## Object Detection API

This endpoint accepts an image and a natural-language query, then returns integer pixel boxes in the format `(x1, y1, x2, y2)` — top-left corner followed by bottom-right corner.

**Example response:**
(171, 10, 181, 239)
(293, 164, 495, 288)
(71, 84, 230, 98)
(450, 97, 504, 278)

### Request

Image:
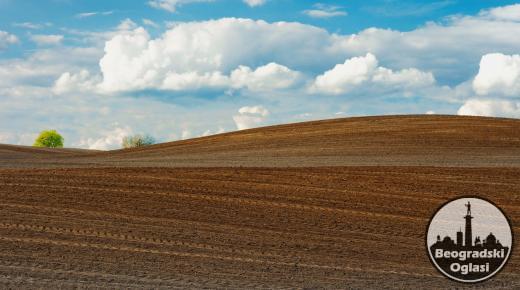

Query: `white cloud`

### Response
(143, 19, 160, 28)
(201, 127, 225, 137)
(181, 129, 192, 140)
(102, 59, 300, 92)
(457, 99, 520, 118)
(76, 12, 97, 18)
(96, 11, 520, 96)
(366, 1, 455, 17)
(336, 5, 520, 85)
(303, 4, 347, 18)
(148, 0, 214, 12)
(233, 106, 270, 130)
(0, 30, 18, 49)
(0, 132, 38, 145)
(243, 0, 266, 7)
(161, 62, 301, 92)
(98, 18, 342, 92)
(373, 67, 435, 90)
(117, 19, 138, 31)
(76, 11, 113, 18)
(473, 53, 520, 96)
(12, 22, 51, 29)
(238, 106, 269, 116)
(313, 53, 378, 94)
(312, 53, 435, 95)
(53, 70, 99, 95)
(99, 20, 308, 93)
(230, 63, 301, 91)
(303, 10, 347, 19)
(480, 4, 520, 21)
(107, 17, 339, 72)
(30, 34, 64, 46)
(98, 27, 152, 91)
(0, 46, 102, 89)
(79, 126, 133, 150)
(0, 132, 13, 143)
(162, 71, 229, 90)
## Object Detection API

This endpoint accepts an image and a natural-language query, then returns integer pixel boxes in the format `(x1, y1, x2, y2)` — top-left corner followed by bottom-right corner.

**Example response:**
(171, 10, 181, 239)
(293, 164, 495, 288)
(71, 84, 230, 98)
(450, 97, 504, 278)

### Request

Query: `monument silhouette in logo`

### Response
(429, 201, 510, 281)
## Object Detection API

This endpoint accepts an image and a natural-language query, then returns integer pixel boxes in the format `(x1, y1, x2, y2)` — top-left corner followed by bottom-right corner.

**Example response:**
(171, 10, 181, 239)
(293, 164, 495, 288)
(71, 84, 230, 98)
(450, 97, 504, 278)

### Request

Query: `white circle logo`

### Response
(426, 197, 513, 283)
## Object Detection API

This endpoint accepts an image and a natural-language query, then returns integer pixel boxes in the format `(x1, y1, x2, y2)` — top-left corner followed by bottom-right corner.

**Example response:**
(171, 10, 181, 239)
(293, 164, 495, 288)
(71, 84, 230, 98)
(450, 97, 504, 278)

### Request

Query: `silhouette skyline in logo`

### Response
(429, 201, 510, 281)
(430, 201, 507, 249)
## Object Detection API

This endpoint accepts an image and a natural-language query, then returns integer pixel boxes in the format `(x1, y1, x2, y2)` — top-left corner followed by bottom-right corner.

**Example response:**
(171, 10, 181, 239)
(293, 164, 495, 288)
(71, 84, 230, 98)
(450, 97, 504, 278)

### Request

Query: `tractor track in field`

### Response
(0, 181, 429, 221)
(1, 167, 519, 288)
(0, 236, 439, 278)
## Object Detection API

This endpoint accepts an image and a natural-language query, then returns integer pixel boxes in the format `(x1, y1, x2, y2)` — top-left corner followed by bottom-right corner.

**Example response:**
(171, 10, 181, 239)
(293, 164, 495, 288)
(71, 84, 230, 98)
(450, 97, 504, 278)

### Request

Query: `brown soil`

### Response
(2, 115, 520, 168)
(0, 115, 519, 288)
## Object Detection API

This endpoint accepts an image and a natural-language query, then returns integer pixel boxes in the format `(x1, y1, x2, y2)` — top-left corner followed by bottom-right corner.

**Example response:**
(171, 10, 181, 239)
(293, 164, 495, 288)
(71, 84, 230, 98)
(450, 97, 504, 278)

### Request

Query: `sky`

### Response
(1, 0, 520, 149)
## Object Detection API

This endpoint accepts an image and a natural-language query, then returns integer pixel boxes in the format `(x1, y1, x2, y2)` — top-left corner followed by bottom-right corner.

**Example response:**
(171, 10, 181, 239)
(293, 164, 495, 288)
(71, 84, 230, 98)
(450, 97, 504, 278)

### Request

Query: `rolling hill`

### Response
(0, 115, 518, 288)
(2, 115, 520, 168)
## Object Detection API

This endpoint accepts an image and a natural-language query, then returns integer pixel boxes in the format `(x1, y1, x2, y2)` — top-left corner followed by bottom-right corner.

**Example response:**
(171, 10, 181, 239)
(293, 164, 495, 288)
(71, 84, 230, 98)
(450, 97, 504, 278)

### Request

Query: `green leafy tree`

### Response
(33, 130, 64, 148)
(122, 134, 156, 149)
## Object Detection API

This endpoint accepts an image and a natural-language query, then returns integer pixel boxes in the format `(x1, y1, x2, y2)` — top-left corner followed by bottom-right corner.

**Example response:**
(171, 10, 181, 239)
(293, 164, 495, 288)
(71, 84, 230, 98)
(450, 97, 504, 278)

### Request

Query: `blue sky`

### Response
(1, 0, 520, 149)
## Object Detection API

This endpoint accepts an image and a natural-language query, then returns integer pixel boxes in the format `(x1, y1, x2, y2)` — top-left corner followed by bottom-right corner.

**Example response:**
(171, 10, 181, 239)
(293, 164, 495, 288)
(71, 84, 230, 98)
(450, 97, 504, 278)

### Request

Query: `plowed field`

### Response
(0, 115, 518, 288)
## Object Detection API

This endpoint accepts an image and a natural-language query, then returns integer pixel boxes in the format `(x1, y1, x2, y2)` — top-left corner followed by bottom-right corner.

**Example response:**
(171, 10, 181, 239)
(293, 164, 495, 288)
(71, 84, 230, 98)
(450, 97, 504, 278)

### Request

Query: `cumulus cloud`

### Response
(96, 9, 520, 96)
(243, 0, 266, 7)
(98, 27, 152, 91)
(457, 99, 520, 118)
(0, 31, 18, 49)
(230, 63, 301, 91)
(53, 70, 99, 95)
(312, 53, 435, 95)
(162, 71, 229, 90)
(160, 63, 301, 92)
(336, 5, 520, 85)
(79, 126, 133, 150)
(98, 21, 306, 93)
(0, 132, 37, 145)
(473, 53, 520, 96)
(0, 46, 102, 90)
(233, 106, 270, 130)
(30, 34, 64, 46)
(148, 0, 214, 12)
(117, 19, 138, 31)
(143, 19, 160, 28)
(98, 18, 346, 92)
(108, 61, 301, 92)
(313, 53, 378, 94)
(303, 4, 347, 18)
(480, 4, 520, 21)
(201, 127, 225, 137)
